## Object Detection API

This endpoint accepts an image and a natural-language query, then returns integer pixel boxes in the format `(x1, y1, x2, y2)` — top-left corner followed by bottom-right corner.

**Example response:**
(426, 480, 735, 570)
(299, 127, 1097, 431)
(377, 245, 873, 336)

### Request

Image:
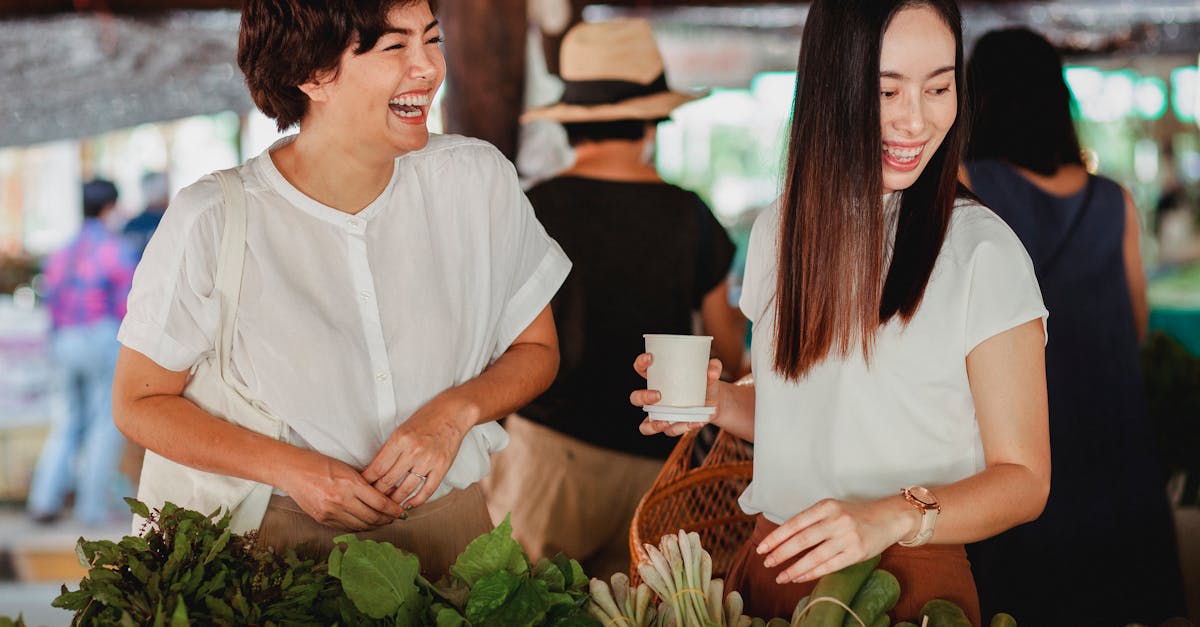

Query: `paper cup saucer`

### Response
(644, 404, 717, 423)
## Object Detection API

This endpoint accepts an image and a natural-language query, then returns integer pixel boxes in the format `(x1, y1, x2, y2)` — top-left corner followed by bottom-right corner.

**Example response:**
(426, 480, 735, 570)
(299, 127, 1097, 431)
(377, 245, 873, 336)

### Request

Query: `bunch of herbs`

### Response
(51, 498, 347, 626)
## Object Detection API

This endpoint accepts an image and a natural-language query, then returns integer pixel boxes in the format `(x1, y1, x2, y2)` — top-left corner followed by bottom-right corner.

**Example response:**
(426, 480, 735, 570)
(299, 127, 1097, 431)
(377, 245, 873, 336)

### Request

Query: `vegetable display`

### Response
(0, 502, 1050, 627)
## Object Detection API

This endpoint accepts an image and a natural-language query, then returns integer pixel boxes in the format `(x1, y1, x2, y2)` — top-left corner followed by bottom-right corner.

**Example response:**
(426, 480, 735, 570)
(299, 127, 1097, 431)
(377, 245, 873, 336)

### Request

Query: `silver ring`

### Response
(410, 471, 428, 480)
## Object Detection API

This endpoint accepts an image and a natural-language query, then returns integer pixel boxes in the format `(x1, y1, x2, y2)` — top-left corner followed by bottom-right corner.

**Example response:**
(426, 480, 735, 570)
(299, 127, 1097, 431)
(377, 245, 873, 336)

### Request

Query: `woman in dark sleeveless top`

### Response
(963, 28, 1186, 626)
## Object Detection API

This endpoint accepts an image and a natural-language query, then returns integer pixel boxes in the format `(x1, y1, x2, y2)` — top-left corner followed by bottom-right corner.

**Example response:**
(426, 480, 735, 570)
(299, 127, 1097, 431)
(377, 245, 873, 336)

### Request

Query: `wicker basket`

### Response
(629, 427, 755, 583)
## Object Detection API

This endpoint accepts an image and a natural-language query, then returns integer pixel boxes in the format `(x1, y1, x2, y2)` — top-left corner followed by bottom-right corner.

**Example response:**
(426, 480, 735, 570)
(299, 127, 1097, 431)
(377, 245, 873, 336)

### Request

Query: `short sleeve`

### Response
(962, 211, 1049, 353)
(481, 148, 572, 355)
(692, 196, 737, 306)
(739, 203, 780, 325)
(117, 176, 224, 371)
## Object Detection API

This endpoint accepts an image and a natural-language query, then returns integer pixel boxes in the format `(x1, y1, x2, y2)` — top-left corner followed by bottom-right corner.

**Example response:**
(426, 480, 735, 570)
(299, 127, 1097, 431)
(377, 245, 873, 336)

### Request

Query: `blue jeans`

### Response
(26, 318, 129, 524)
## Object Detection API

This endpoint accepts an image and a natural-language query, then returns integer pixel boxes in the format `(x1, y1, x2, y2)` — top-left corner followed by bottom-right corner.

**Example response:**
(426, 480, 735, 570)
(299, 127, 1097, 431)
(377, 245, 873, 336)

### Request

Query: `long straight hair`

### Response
(773, 0, 968, 380)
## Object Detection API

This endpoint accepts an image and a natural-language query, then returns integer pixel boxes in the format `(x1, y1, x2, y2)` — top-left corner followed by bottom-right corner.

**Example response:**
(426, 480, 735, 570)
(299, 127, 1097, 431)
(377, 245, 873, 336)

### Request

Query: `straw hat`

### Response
(522, 19, 706, 124)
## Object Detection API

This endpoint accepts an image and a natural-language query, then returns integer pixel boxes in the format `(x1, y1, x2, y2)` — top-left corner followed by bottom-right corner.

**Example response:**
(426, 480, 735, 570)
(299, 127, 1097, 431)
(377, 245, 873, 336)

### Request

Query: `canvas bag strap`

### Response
(211, 168, 247, 386)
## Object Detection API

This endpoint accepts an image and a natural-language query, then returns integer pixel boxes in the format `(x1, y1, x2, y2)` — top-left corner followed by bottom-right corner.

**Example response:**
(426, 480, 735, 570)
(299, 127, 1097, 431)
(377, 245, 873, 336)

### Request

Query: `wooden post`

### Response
(439, 0, 528, 161)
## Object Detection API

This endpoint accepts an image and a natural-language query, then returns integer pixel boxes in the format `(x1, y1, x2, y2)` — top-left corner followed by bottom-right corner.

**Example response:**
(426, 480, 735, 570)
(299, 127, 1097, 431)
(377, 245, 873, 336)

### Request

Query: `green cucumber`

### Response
(869, 615, 890, 627)
(989, 613, 1016, 627)
(797, 555, 881, 627)
(920, 599, 971, 627)
(842, 569, 900, 627)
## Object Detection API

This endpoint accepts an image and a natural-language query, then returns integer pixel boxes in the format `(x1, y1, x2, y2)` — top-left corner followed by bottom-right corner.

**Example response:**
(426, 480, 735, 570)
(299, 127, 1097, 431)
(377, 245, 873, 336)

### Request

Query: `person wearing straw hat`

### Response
(482, 18, 746, 579)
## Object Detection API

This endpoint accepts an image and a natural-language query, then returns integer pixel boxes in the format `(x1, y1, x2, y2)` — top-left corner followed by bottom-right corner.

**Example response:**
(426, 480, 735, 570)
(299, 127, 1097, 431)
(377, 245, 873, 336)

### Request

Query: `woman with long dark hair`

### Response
(963, 27, 1186, 625)
(633, 0, 1050, 622)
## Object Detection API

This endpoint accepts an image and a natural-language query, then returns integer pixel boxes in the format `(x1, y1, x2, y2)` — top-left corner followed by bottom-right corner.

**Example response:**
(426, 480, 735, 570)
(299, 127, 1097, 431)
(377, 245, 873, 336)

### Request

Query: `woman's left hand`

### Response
(361, 395, 475, 511)
(756, 497, 912, 584)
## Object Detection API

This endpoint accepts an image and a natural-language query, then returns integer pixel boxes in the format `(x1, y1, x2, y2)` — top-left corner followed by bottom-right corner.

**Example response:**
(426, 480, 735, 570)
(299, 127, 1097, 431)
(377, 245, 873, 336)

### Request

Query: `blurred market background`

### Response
(0, 0, 1197, 624)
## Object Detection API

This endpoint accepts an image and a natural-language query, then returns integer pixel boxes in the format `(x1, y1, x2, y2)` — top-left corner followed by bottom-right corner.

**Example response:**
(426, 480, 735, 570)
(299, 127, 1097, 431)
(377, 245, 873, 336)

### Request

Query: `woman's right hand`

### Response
(630, 353, 724, 437)
(279, 450, 406, 531)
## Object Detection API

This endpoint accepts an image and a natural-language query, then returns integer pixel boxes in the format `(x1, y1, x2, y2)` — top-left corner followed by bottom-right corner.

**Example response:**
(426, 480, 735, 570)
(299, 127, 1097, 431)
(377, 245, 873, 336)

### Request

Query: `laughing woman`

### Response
(112, 0, 570, 578)
(632, 0, 1050, 623)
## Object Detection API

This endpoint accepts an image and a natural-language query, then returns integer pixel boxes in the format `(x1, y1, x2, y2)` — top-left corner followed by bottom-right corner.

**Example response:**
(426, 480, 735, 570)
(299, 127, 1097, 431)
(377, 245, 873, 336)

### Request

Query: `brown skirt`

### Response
(726, 514, 981, 626)
(255, 483, 493, 581)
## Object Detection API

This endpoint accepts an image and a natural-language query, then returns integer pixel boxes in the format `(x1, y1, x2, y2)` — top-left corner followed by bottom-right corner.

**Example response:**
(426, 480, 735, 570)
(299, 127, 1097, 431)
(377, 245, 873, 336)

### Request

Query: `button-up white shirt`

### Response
(119, 134, 572, 500)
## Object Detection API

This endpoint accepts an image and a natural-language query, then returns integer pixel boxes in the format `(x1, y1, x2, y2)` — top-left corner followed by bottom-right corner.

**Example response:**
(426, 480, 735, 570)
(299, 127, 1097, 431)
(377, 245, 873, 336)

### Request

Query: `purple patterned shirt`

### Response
(42, 219, 136, 329)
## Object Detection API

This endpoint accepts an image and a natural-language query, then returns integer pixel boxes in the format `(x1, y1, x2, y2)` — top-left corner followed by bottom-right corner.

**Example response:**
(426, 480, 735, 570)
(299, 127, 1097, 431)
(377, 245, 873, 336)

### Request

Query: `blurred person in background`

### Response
(633, 0, 1053, 622)
(122, 171, 169, 262)
(110, 0, 569, 579)
(482, 18, 745, 579)
(962, 26, 1186, 625)
(27, 178, 136, 525)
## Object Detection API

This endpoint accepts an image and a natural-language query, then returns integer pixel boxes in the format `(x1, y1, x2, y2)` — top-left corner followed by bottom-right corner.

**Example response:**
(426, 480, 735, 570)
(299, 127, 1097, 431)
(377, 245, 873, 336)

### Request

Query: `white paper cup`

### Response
(643, 334, 713, 407)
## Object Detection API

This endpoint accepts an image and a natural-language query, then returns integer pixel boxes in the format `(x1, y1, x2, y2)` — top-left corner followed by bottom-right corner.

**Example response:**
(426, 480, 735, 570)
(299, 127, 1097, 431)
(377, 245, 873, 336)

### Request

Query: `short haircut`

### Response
(562, 120, 658, 146)
(238, 0, 438, 131)
(82, 179, 118, 218)
(965, 27, 1083, 175)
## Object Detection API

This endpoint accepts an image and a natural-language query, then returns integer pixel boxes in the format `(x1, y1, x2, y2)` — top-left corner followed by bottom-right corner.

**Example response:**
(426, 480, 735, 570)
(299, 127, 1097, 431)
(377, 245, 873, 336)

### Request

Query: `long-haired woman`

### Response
(962, 27, 1186, 625)
(633, 0, 1050, 622)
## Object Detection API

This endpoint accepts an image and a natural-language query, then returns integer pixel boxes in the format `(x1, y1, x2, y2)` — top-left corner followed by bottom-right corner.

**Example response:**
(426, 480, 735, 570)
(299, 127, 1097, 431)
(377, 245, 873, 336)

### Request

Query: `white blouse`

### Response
(119, 134, 571, 500)
(738, 198, 1047, 524)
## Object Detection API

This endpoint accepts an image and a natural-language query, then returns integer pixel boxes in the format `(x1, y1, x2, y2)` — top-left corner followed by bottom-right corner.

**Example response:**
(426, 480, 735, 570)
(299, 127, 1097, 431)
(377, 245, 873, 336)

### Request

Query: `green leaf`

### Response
(467, 575, 551, 627)
(533, 558, 565, 593)
(464, 570, 520, 624)
(435, 606, 469, 627)
(203, 529, 232, 565)
(126, 497, 151, 520)
(170, 596, 189, 627)
(449, 515, 528, 587)
(205, 596, 235, 620)
(332, 537, 421, 620)
(549, 553, 588, 593)
(51, 586, 92, 610)
(543, 603, 604, 627)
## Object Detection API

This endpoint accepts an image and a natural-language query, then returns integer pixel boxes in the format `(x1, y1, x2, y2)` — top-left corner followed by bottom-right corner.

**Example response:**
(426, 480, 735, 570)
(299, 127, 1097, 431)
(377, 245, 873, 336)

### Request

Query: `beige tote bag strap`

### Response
(210, 168, 275, 532)
(211, 168, 247, 386)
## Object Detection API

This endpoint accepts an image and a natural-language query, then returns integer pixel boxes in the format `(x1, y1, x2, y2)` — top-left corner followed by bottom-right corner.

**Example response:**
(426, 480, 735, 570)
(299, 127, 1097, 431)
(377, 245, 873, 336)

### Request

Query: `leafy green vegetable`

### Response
(449, 515, 529, 586)
(52, 498, 345, 626)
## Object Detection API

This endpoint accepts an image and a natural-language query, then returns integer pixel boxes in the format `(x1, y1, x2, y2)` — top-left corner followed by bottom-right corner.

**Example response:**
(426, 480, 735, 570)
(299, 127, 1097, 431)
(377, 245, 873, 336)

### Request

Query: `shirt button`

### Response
(359, 290, 371, 301)
(376, 371, 389, 382)
(346, 218, 361, 230)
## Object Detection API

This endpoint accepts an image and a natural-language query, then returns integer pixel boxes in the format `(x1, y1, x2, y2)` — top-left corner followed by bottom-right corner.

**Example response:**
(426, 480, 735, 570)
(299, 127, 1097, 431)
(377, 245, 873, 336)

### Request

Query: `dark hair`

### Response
(562, 120, 653, 146)
(238, 0, 437, 131)
(773, 0, 968, 380)
(965, 27, 1083, 176)
(82, 179, 119, 218)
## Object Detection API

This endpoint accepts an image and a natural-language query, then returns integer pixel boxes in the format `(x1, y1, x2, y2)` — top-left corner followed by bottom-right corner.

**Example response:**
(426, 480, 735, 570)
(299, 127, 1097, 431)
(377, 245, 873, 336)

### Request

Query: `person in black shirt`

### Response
(481, 18, 745, 579)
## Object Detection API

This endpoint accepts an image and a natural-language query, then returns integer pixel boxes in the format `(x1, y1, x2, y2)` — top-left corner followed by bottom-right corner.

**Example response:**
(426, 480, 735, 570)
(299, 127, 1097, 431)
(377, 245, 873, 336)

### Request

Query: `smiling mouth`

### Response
(389, 92, 431, 118)
(882, 142, 923, 164)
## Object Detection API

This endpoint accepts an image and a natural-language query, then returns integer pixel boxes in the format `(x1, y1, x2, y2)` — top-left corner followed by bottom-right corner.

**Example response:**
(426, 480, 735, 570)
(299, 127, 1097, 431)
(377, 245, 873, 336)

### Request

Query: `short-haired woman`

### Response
(113, 0, 570, 578)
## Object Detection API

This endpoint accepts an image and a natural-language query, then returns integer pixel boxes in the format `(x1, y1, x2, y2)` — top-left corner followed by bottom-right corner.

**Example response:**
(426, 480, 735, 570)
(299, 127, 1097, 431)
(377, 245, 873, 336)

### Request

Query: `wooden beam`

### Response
(439, 0, 527, 161)
(0, 0, 240, 13)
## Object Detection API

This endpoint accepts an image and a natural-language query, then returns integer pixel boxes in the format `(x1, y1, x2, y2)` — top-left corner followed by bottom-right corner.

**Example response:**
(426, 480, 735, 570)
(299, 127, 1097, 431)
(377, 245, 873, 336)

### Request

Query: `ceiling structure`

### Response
(0, 1, 1197, 150)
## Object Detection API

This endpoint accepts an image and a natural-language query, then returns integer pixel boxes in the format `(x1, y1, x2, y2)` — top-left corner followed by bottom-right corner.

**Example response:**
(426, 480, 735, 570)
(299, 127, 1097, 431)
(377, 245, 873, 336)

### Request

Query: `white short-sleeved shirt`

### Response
(119, 134, 572, 500)
(738, 198, 1047, 524)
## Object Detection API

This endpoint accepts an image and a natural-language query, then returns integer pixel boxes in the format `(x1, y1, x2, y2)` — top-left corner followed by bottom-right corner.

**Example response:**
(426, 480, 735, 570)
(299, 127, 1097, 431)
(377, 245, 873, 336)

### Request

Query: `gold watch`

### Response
(898, 486, 940, 547)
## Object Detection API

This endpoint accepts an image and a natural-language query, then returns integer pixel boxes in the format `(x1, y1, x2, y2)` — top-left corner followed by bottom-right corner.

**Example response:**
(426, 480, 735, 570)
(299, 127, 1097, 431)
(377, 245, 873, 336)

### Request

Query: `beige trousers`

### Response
(481, 414, 664, 580)
(256, 483, 492, 581)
